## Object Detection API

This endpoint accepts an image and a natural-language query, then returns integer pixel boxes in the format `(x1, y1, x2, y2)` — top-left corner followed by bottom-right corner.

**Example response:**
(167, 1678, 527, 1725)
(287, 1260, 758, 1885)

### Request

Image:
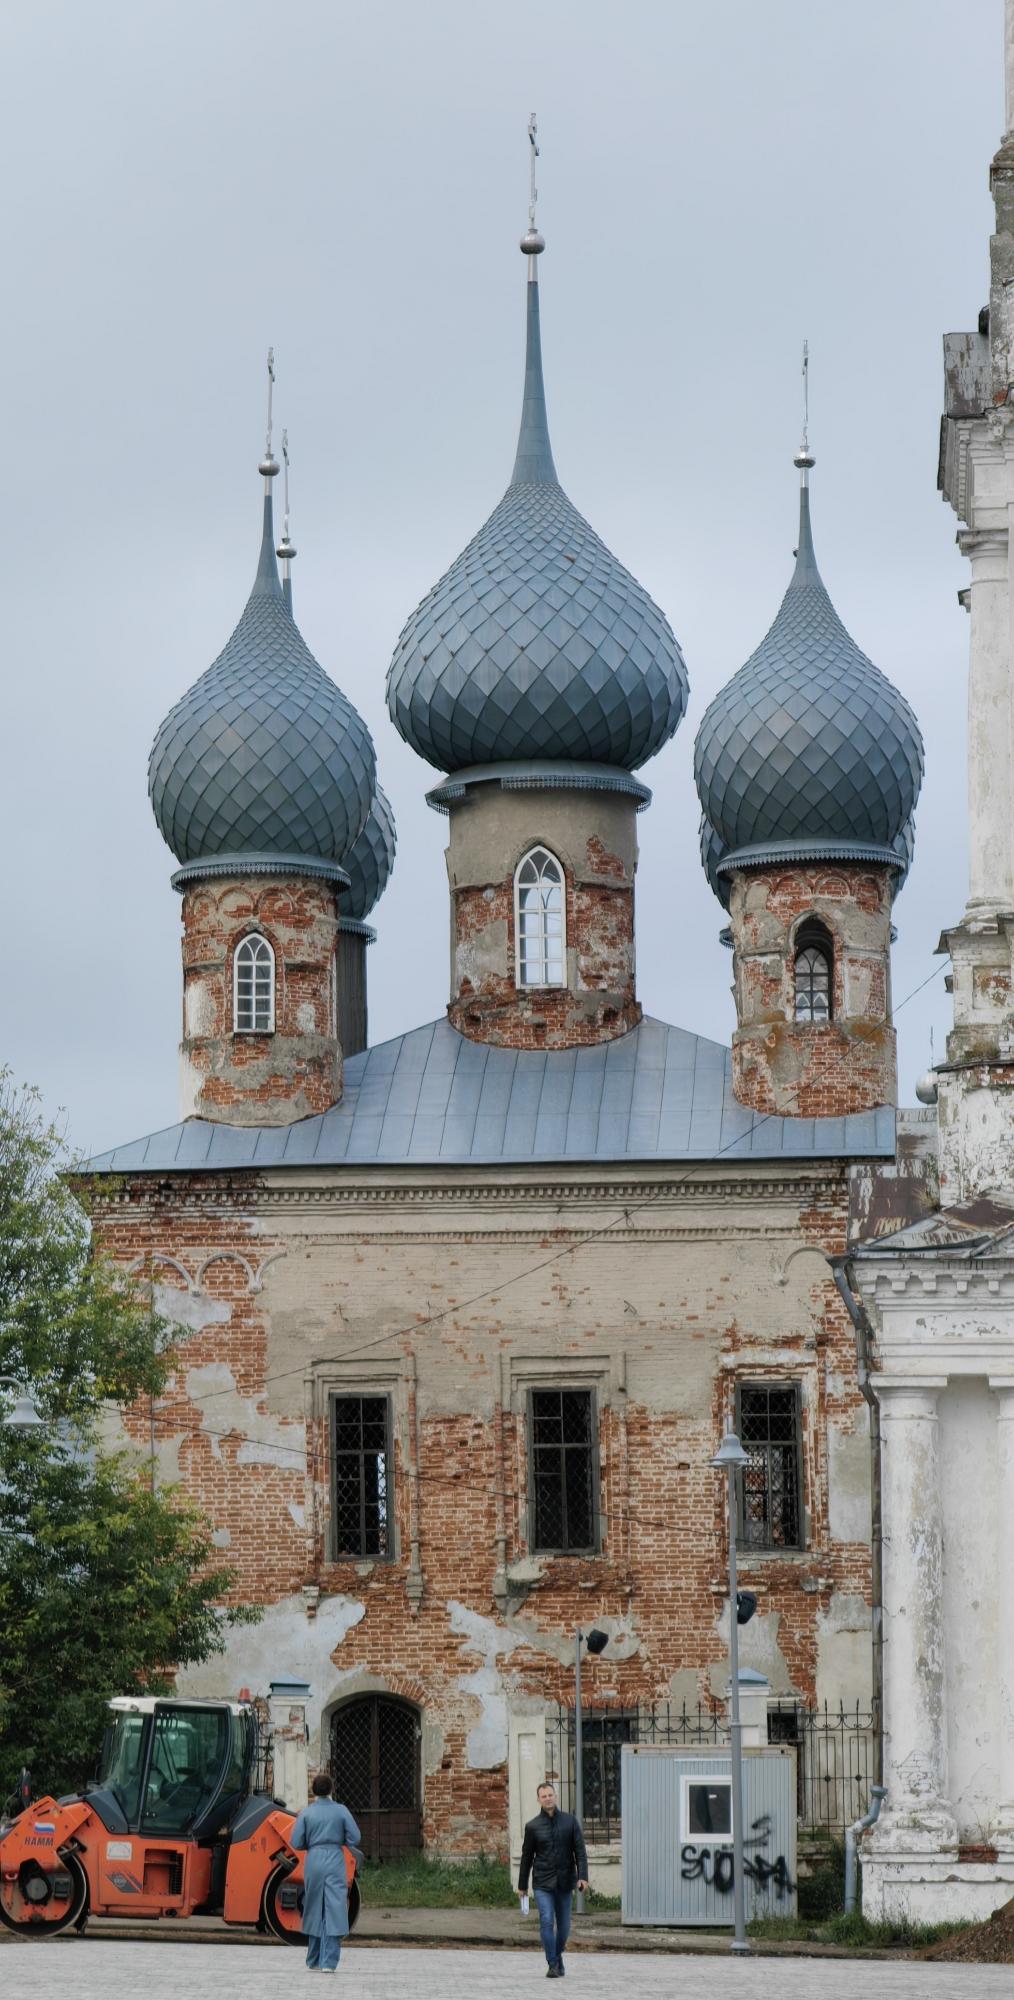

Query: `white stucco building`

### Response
(843, 3, 1014, 1923)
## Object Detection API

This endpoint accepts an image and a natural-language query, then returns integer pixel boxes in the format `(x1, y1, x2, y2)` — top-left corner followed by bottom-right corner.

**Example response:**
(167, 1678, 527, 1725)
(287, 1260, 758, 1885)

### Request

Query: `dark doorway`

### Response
(329, 1695, 422, 1861)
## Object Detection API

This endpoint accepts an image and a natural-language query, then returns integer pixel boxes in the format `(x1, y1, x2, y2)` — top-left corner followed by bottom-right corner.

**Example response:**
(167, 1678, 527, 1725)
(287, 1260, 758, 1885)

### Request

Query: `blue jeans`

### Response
(306, 1932, 342, 1970)
(534, 1886, 572, 1968)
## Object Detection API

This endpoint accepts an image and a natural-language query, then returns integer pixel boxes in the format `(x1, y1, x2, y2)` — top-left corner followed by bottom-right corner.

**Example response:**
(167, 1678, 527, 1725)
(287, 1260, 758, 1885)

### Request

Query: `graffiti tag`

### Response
(680, 1813, 795, 1900)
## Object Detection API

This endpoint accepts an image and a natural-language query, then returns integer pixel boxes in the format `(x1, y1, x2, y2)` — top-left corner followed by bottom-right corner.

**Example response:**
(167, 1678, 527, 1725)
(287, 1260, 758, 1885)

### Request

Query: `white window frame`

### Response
(680, 1772, 734, 1846)
(514, 845, 566, 990)
(233, 932, 275, 1034)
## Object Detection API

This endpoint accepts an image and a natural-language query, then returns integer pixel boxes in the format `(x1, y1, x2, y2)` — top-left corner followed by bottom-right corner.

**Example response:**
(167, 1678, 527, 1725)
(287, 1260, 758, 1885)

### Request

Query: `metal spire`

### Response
(512, 113, 556, 485)
(277, 428, 297, 612)
(793, 340, 814, 484)
(520, 111, 545, 265)
(790, 342, 818, 579)
(259, 347, 279, 482)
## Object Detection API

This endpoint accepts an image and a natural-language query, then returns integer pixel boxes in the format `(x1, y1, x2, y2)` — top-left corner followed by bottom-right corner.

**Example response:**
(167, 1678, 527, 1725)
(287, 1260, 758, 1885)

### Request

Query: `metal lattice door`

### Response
(330, 1696, 421, 1861)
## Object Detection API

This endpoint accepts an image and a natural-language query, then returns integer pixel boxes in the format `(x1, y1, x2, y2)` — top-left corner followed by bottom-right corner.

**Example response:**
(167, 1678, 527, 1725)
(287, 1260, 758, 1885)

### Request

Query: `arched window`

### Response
(793, 919, 833, 1023)
(515, 846, 566, 989)
(233, 933, 275, 1033)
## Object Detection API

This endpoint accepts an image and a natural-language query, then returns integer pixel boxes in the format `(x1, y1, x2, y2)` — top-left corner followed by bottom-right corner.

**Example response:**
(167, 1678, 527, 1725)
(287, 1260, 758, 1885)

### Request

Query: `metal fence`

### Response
(544, 1698, 879, 1844)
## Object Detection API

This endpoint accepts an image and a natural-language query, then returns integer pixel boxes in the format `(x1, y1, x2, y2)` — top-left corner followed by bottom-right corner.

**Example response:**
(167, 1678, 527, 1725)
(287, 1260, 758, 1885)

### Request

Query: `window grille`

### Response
(529, 1387, 597, 1552)
(234, 933, 275, 1033)
(793, 919, 832, 1023)
(331, 1395, 392, 1557)
(737, 1382, 803, 1550)
(515, 846, 566, 988)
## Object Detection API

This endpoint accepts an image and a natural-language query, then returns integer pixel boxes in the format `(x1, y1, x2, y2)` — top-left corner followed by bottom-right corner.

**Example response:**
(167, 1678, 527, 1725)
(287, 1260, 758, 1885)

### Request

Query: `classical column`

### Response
(958, 531, 1013, 918)
(866, 1378, 957, 1852)
(991, 1378, 1014, 1852)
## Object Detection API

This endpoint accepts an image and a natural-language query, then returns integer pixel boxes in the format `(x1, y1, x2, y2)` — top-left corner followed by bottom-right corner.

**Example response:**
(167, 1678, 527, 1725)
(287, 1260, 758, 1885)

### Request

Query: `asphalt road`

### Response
(0, 1940, 1006, 1997)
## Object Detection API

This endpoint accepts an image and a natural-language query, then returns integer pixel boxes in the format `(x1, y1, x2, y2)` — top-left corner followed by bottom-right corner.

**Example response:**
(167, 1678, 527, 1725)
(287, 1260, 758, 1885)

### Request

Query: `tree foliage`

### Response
(0, 1072, 254, 1801)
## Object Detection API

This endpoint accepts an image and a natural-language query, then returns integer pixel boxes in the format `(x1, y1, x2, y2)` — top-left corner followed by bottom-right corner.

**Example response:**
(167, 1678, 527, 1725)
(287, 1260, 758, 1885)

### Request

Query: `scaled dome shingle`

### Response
(386, 264, 688, 773)
(694, 482, 923, 875)
(149, 492, 375, 870)
(338, 784, 397, 922)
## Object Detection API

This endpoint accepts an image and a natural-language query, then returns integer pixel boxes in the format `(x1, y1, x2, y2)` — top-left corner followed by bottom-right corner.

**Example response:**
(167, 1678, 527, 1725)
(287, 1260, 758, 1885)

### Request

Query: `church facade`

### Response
(83, 188, 933, 1874)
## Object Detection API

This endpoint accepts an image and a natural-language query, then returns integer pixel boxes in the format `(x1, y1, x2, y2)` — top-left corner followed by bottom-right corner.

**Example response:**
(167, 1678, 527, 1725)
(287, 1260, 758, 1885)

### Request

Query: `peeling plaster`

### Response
(184, 1362, 299, 1468)
(449, 1600, 525, 1769)
(179, 1591, 366, 1762)
(154, 1281, 230, 1335)
(710, 1604, 794, 1697)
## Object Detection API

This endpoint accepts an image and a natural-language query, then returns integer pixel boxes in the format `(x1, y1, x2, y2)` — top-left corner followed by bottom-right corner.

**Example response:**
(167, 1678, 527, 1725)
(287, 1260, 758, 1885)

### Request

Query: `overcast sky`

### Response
(0, 0, 1001, 1156)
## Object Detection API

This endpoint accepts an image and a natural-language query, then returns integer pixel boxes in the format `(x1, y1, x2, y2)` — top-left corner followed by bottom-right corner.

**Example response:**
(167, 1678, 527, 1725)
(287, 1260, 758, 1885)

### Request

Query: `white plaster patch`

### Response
(287, 1503, 307, 1530)
(449, 1600, 525, 1770)
(711, 1605, 794, 1696)
(184, 1362, 301, 1470)
(211, 1528, 232, 1548)
(179, 1591, 366, 1756)
(154, 1282, 231, 1336)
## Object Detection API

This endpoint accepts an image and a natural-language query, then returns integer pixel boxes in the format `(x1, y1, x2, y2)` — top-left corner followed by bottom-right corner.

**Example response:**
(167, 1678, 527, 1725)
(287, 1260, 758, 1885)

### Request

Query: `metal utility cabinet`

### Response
(621, 1745, 797, 1926)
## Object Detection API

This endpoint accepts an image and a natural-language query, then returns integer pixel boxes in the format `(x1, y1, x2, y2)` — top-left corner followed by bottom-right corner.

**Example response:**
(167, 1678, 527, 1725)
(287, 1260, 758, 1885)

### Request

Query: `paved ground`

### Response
(1, 1940, 1008, 1997)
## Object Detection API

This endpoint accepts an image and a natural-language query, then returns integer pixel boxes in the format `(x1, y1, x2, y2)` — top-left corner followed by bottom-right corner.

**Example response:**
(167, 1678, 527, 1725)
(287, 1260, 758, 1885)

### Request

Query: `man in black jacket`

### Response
(518, 1781, 589, 1978)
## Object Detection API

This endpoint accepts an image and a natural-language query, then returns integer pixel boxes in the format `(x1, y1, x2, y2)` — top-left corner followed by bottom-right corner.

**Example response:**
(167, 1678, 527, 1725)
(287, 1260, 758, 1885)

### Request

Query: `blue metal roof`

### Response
(385, 259, 688, 774)
(694, 478, 923, 886)
(84, 1016, 895, 1174)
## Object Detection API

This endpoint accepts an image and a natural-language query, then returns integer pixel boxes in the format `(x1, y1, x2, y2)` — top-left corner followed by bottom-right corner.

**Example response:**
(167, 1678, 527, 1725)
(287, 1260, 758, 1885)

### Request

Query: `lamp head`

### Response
(3, 1387, 45, 1430)
(584, 1628, 609, 1656)
(711, 1430, 749, 1471)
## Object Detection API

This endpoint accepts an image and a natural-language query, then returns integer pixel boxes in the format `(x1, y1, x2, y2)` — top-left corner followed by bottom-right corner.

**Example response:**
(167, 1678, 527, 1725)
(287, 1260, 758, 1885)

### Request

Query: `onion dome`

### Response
(386, 233, 688, 773)
(338, 784, 397, 922)
(149, 472, 375, 883)
(694, 460, 923, 889)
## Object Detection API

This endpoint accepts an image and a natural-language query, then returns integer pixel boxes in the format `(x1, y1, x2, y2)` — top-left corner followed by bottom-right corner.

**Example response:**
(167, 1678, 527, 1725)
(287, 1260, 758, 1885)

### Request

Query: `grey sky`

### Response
(0, 0, 999, 1156)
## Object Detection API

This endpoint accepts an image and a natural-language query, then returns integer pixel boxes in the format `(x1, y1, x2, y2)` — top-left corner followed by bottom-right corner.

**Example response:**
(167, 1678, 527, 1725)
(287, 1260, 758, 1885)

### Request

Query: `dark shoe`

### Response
(556, 1961, 565, 1976)
(546, 1966, 562, 1978)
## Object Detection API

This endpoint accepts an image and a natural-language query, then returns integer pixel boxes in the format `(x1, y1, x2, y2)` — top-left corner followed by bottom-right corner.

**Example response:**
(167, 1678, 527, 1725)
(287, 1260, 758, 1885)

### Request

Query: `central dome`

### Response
(386, 251, 688, 773)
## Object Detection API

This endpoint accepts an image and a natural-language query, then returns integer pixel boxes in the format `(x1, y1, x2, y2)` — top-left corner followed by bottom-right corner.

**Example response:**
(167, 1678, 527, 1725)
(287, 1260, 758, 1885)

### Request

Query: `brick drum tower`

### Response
(147, 391, 394, 1123)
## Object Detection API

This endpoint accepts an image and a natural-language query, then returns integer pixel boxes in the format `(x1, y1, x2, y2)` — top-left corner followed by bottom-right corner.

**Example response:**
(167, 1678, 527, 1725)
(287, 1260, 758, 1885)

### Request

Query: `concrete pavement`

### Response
(0, 1940, 1007, 1998)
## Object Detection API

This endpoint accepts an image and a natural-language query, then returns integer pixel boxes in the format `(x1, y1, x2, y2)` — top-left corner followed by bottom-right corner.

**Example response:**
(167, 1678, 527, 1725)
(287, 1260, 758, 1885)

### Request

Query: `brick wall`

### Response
(83, 1157, 874, 1858)
(728, 863, 897, 1116)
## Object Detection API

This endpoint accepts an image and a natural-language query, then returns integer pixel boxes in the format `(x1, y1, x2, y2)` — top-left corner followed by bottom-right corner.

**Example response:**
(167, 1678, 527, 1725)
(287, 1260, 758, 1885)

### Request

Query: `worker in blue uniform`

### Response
(290, 1773, 361, 1973)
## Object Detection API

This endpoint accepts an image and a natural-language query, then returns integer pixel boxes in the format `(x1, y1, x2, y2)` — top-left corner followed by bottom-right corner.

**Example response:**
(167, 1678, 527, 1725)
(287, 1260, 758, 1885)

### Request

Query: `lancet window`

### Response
(515, 846, 566, 989)
(233, 933, 275, 1033)
(793, 919, 833, 1023)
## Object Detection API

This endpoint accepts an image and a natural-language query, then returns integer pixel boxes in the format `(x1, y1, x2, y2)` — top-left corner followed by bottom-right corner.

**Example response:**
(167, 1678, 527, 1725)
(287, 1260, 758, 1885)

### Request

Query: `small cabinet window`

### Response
(233, 934, 275, 1033)
(515, 846, 566, 989)
(682, 1776, 733, 1844)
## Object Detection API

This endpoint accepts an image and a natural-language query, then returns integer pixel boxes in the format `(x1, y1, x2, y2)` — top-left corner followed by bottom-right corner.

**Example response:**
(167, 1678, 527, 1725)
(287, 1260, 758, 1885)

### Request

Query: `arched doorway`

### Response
(329, 1694, 422, 1861)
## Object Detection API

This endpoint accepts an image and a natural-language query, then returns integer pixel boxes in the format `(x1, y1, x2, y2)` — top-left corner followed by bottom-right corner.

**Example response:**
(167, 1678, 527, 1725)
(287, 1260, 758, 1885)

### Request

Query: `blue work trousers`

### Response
(534, 1886, 572, 1968)
(306, 1932, 342, 1971)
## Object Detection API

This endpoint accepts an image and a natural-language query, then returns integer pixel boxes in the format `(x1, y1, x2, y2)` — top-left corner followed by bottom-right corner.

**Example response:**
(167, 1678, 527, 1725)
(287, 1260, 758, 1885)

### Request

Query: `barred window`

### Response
(234, 933, 275, 1033)
(793, 919, 833, 1023)
(515, 846, 566, 989)
(737, 1383, 803, 1550)
(331, 1395, 392, 1557)
(530, 1387, 597, 1553)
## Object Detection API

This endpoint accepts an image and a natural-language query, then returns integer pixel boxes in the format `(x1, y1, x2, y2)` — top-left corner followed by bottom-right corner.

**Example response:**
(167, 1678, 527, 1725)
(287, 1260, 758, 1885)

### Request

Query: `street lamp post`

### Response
(574, 1627, 608, 1915)
(0, 1377, 45, 1431)
(711, 1429, 751, 1957)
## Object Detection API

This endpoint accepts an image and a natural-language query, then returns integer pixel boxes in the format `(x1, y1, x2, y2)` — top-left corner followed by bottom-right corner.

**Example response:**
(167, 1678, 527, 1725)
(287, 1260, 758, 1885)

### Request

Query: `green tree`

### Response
(0, 1072, 254, 1801)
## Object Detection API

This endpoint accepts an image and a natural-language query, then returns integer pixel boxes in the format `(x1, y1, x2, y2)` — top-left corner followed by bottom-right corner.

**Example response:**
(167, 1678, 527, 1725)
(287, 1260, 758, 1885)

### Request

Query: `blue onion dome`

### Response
(149, 476, 375, 879)
(694, 466, 923, 882)
(338, 784, 397, 921)
(385, 237, 688, 772)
